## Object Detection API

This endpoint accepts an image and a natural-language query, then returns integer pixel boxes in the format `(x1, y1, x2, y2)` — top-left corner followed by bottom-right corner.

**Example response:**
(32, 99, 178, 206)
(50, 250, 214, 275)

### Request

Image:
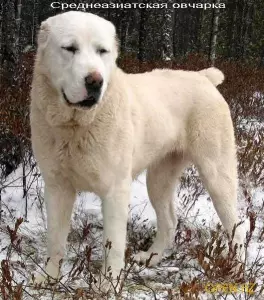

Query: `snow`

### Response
(1, 110, 264, 299)
(1, 165, 263, 299)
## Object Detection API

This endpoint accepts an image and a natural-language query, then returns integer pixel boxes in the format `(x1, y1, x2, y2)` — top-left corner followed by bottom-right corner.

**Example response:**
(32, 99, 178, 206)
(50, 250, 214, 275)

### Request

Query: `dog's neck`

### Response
(31, 64, 124, 128)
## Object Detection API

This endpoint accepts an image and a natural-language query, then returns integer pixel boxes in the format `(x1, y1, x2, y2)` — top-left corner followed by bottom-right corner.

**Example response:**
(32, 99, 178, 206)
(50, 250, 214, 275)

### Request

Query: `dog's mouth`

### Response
(62, 89, 98, 109)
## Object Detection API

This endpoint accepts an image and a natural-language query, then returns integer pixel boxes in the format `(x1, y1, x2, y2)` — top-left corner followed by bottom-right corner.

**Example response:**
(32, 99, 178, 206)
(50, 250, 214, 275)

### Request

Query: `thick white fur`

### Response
(199, 67, 225, 86)
(30, 11, 244, 287)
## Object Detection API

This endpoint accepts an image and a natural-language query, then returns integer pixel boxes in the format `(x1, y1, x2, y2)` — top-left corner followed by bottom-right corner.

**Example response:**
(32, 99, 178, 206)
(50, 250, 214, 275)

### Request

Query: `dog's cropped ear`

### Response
(37, 21, 50, 49)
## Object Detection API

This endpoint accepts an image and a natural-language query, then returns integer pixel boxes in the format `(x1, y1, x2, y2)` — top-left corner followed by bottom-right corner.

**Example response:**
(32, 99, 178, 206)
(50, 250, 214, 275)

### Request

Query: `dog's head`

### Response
(37, 11, 118, 110)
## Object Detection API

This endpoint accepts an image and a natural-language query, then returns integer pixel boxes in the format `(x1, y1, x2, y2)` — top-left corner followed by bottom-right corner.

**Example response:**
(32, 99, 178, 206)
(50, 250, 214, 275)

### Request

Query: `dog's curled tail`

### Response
(199, 67, 225, 86)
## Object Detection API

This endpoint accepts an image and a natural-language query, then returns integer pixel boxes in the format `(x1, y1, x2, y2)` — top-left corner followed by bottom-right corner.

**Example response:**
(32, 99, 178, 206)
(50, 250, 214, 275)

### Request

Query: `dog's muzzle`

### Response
(62, 90, 99, 109)
(63, 72, 103, 109)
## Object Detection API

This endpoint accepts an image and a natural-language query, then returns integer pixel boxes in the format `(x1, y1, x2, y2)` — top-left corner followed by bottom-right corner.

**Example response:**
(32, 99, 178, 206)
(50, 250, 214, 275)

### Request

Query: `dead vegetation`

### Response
(0, 53, 263, 299)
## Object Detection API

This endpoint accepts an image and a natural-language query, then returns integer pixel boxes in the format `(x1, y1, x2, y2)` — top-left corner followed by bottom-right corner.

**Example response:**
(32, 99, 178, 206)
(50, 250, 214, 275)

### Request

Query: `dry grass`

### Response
(0, 53, 263, 299)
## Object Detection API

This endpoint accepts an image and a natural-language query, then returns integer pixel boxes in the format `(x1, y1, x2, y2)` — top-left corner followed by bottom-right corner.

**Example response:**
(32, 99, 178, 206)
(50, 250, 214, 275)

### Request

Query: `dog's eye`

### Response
(62, 45, 78, 53)
(97, 48, 108, 55)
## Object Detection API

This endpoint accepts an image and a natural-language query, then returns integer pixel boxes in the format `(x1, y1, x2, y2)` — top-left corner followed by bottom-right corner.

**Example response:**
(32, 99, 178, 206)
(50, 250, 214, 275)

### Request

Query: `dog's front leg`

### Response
(100, 178, 131, 290)
(34, 178, 75, 283)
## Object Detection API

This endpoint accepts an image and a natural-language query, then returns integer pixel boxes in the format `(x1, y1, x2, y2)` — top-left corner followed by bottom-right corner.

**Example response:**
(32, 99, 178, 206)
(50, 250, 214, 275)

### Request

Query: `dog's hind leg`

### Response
(190, 112, 245, 262)
(134, 153, 188, 266)
(194, 156, 245, 259)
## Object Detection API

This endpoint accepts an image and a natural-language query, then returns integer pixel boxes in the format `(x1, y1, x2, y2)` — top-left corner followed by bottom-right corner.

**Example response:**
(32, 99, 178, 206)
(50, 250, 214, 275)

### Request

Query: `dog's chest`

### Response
(52, 129, 112, 193)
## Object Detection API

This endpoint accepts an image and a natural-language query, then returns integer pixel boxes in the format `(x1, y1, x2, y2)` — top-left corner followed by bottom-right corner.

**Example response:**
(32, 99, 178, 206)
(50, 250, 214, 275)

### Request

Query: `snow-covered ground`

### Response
(0, 117, 263, 299)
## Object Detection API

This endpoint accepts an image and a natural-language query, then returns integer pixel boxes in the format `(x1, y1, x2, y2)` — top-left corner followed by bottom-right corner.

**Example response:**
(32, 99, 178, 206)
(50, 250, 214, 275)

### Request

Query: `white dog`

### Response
(30, 11, 244, 288)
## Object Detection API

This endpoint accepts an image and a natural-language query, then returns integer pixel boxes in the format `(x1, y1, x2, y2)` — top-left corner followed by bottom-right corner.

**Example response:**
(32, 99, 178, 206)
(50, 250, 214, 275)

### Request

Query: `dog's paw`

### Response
(90, 275, 122, 296)
(133, 251, 161, 267)
(91, 278, 111, 294)
(30, 273, 46, 285)
(30, 273, 58, 287)
(29, 274, 50, 287)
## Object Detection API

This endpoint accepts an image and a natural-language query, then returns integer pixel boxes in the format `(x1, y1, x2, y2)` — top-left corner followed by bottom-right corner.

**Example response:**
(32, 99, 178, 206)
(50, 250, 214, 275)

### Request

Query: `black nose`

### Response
(85, 72, 103, 91)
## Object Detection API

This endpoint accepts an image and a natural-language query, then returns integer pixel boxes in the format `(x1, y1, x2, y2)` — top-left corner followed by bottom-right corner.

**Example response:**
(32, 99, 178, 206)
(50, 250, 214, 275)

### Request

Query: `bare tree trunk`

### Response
(22, 157, 28, 220)
(246, 0, 255, 46)
(0, 1, 3, 77)
(161, 0, 174, 62)
(234, 0, 247, 59)
(173, 9, 179, 57)
(120, 19, 130, 56)
(138, 5, 148, 62)
(0, 188, 2, 223)
(209, 0, 220, 66)
(119, 11, 131, 56)
(182, 12, 191, 56)
(178, 10, 186, 56)
(227, 0, 238, 58)
(260, 44, 264, 67)
(241, 0, 254, 60)
(238, 0, 247, 59)
(1, 0, 20, 84)
(195, 1, 205, 53)
(16, 0, 22, 50)
(31, 0, 39, 46)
